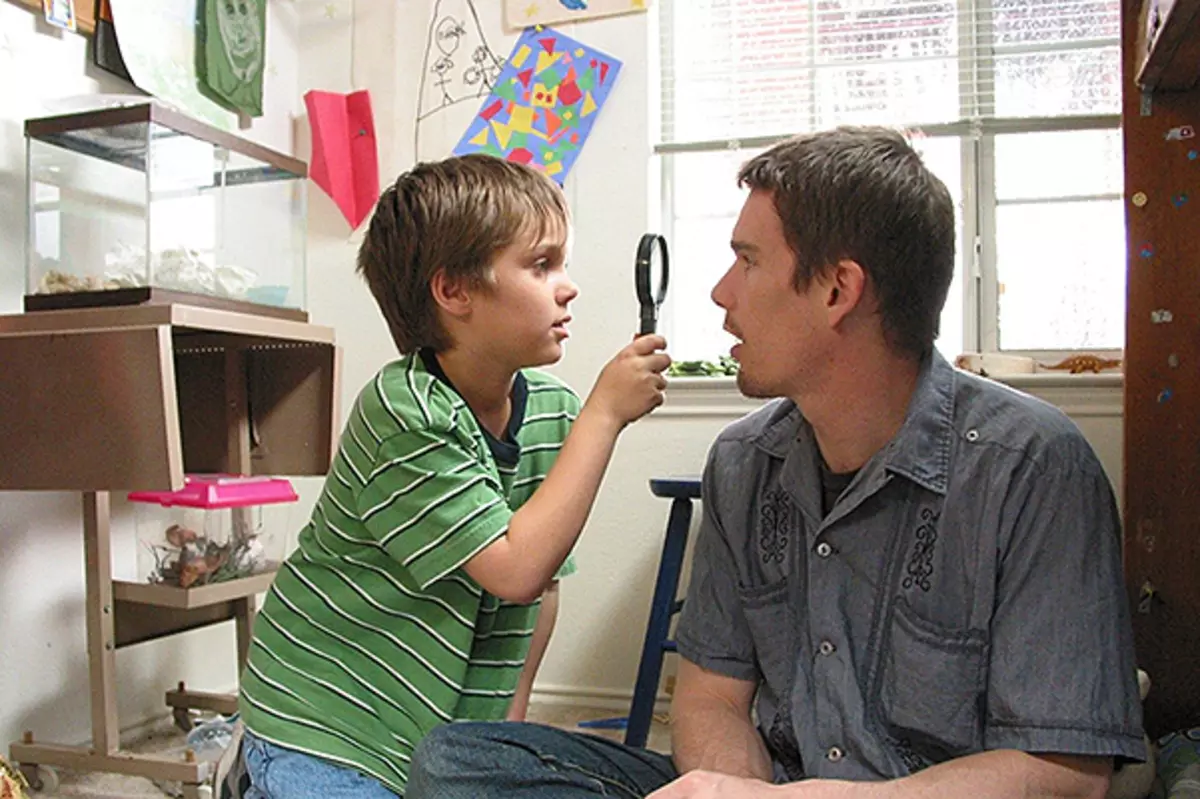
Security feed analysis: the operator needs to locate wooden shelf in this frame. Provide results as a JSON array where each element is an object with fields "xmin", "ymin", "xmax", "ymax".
[
  {"xmin": 10, "ymin": 0, "xmax": 96, "ymax": 34},
  {"xmin": 2, "ymin": 304, "xmax": 338, "ymax": 795},
  {"xmin": 0, "ymin": 303, "xmax": 340, "ymax": 491},
  {"xmin": 9, "ymin": 741, "xmax": 208, "ymax": 784},
  {"xmin": 0, "ymin": 302, "xmax": 334, "ymax": 345},
  {"xmin": 25, "ymin": 287, "xmax": 310, "ymax": 323},
  {"xmin": 113, "ymin": 570, "xmax": 277, "ymax": 610},
  {"xmin": 1137, "ymin": 0, "xmax": 1200, "ymax": 91}
]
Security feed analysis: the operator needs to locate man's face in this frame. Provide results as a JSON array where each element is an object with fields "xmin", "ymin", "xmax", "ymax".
[
  {"xmin": 217, "ymin": 0, "xmax": 262, "ymax": 77},
  {"xmin": 711, "ymin": 189, "xmax": 831, "ymax": 400}
]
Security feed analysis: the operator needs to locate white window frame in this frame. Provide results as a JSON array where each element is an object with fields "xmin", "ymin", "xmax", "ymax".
[{"xmin": 654, "ymin": 0, "xmax": 1124, "ymax": 362}]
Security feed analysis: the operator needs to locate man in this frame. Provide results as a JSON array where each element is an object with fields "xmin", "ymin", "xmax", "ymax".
[{"xmin": 405, "ymin": 126, "xmax": 1144, "ymax": 799}]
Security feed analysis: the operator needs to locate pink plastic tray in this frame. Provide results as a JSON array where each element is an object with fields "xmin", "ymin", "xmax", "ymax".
[{"xmin": 128, "ymin": 474, "xmax": 299, "ymax": 509}]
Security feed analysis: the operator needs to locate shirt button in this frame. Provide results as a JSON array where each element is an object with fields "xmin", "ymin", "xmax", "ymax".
[
  {"xmin": 815, "ymin": 542, "xmax": 833, "ymax": 558},
  {"xmin": 827, "ymin": 746, "xmax": 845, "ymax": 762},
  {"xmin": 819, "ymin": 640, "xmax": 836, "ymax": 656}
]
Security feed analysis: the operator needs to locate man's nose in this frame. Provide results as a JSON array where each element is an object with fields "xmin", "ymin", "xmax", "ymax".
[{"xmin": 711, "ymin": 265, "xmax": 734, "ymax": 309}]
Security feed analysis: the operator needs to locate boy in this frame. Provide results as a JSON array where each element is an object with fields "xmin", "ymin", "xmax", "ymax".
[{"xmin": 235, "ymin": 154, "xmax": 671, "ymax": 797}]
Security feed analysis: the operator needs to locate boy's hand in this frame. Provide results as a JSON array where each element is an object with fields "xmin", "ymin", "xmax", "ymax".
[{"xmin": 585, "ymin": 334, "xmax": 671, "ymax": 429}]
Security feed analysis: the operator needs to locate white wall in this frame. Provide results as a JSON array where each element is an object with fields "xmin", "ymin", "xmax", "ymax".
[{"xmin": 0, "ymin": 0, "xmax": 303, "ymax": 747}]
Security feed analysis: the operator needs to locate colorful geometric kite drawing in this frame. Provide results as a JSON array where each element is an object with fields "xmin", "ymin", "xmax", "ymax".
[{"xmin": 452, "ymin": 26, "xmax": 623, "ymax": 184}]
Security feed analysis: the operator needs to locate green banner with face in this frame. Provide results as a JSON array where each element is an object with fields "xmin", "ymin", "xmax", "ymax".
[{"xmin": 200, "ymin": 0, "xmax": 266, "ymax": 117}]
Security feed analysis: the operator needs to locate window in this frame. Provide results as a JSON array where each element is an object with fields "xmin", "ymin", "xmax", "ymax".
[{"xmin": 655, "ymin": 0, "xmax": 1123, "ymax": 362}]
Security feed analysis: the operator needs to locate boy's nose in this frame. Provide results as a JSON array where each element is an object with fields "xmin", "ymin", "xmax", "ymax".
[{"xmin": 559, "ymin": 277, "xmax": 580, "ymax": 303}]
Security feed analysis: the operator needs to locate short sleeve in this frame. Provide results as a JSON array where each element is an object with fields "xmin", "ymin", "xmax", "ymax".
[
  {"xmin": 356, "ymin": 429, "xmax": 512, "ymax": 590},
  {"xmin": 554, "ymin": 553, "xmax": 578, "ymax": 579},
  {"xmin": 523, "ymin": 376, "xmax": 582, "ymax": 583},
  {"xmin": 674, "ymin": 447, "xmax": 759, "ymax": 682},
  {"xmin": 985, "ymin": 449, "xmax": 1146, "ymax": 761}
]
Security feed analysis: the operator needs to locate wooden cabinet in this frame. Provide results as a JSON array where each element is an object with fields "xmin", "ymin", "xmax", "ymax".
[
  {"xmin": 0, "ymin": 303, "xmax": 339, "ymax": 795},
  {"xmin": 0, "ymin": 303, "xmax": 338, "ymax": 490}
]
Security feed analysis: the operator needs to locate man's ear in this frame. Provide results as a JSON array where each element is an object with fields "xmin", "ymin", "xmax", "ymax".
[
  {"xmin": 430, "ymin": 269, "xmax": 472, "ymax": 320},
  {"xmin": 825, "ymin": 259, "xmax": 867, "ymax": 329}
]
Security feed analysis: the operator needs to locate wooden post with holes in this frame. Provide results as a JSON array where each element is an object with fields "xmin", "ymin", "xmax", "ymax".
[{"xmin": 1121, "ymin": 0, "xmax": 1200, "ymax": 736}]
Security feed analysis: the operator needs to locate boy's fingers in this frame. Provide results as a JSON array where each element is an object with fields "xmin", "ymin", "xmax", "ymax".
[
  {"xmin": 643, "ymin": 353, "xmax": 672, "ymax": 373},
  {"xmin": 629, "ymin": 334, "xmax": 667, "ymax": 354}
]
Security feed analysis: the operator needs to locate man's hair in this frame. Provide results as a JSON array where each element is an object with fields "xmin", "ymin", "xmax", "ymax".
[
  {"xmin": 357, "ymin": 154, "xmax": 570, "ymax": 354},
  {"xmin": 738, "ymin": 126, "xmax": 956, "ymax": 358}
]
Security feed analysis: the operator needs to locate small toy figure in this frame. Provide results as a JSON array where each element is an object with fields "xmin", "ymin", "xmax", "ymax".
[
  {"xmin": 1042, "ymin": 354, "xmax": 1123, "ymax": 374},
  {"xmin": 0, "ymin": 755, "xmax": 30, "ymax": 799}
]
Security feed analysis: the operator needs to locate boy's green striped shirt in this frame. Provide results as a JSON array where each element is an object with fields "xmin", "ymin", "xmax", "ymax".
[{"xmin": 239, "ymin": 352, "xmax": 581, "ymax": 794}]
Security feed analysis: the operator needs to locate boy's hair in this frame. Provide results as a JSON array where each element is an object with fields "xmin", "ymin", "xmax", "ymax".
[
  {"xmin": 357, "ymin": 154, "xmax": 571, "ymax": 354},
  {"xmin": 738, "ymin": 126, "xmax": 955, "ymax": 358}
]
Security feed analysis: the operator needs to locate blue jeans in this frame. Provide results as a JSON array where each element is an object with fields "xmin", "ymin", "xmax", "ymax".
[
  {"xmin": 406, "ymin": 722, "xmax": 678, "ymax": 798},
  {"xmin": 242, "ymin": 730, "xmax": 399, "ymax": 798}
]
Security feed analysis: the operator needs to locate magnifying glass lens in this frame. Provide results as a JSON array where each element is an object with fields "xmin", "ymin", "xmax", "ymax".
[{"xmin": 647, "ymin": 247, "xmax": 664, "ymax": 297}]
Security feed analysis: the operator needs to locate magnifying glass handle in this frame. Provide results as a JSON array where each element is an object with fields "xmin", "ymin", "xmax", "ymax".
[{"xmin": 639, "ymin": 308, "xmax": 657, "ymax": 337}]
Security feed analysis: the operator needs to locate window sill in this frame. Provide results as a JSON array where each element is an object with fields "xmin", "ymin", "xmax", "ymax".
[{"xmin": 660, "ymin": 372, "xmax": 1124, "ymax": 419}]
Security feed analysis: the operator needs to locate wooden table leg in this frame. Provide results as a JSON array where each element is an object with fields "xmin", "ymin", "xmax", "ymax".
[{"xmin": 83, "ymin": 491, "xmax": 119, "ymax": 754}]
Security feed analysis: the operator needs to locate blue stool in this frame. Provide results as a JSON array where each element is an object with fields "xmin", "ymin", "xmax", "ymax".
[
  {"xmin": 576, "ymin": 478, "xmax": 701, "ymax": 745},
  {"xmin": 625, "ymin": 477, "xmax": 702, "ymax": 747}
]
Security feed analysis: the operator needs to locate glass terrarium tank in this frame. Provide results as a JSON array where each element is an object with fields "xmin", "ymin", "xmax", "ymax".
[
  {"xmin": 25, "ymin": 102, "xmax": 307, "ymax": 319},
  {"xmin": 128, "ymin": 474, "xmax": 299, "ymax": 589}
]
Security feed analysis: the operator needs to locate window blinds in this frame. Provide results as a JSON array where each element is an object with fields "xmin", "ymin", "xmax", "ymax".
[{"xmin": 657, "ymin": 0, "xmax": 1121, "ymax": 149}]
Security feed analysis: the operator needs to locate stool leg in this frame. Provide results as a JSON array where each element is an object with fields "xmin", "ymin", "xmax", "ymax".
[{"xmin": 625, "ymin": 497, "xmax": 693, "ymax": 748}]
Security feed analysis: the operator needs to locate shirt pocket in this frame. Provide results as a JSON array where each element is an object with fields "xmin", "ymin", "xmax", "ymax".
[
  {"xmin": 880, "ymin": 596, "xmax": 986, "ymax": 758},
  {"xmin": 736, "ymin": 579, "xmax": 796, "ymax": 694}
]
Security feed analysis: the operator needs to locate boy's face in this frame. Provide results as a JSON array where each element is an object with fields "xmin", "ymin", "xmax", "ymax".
[{"xmin": 469, "ymin": 221, "xmax": 577, "ymax": 370}]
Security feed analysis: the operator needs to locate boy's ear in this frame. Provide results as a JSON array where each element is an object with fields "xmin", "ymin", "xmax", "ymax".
[{"xmin": 430, "ymin": 268, "xmax": 472, "ymax": 319}]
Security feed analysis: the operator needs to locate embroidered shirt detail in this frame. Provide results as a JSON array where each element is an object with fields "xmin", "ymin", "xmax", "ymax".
[
  {"xmin": 901, "ymin": 507, "xmax": 940, "ymax": 592},
  {"xmin": 890, "ymin": 737, "xmax": 932, "ymax": 774},
  {"xmin": 759, "ymin": 488, "xmax": 792, "ymax": 564}
]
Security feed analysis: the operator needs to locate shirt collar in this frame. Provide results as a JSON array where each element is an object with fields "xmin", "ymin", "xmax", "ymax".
[
  {"xmin": 753, "ymin": 351, "xmax": 957, "ymax": 496},
  {"xmin": 418, "ymin": 348, "xmax": 528, "ymax": 467}
]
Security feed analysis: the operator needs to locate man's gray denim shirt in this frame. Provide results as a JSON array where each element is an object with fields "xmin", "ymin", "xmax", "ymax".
[{"xmin": 674, "ymin": 352, "xmax": 1145, "ymax": 782}]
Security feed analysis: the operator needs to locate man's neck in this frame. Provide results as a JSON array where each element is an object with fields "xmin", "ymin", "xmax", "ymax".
[
  {"xmin": 796, "ymin": 349, "xmax": 923, "ymax": 474},
  {"xmin": 430, "ymin": 346, "xmax": 516, "ymax": 439}
]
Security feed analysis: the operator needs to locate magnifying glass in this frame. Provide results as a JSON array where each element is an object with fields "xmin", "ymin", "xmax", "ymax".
[{"xmin": 635, "ymin": 233, "xmax": 670, "ymax": 336}]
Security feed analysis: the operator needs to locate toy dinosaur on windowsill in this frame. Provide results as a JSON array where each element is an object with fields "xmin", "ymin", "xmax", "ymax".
[{"xmin": 1039, "ymin": 354, "xmax": 1123, "ymax": 374}]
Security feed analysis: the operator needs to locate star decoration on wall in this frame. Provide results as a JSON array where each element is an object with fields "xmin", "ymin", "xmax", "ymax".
[
  {"xmin": 324, "ymin": 3, "xmax": 338, "ymax": 18},
  {"xmin": 524, "ymin": 3, "xmax": 540, "ymax": 18}
]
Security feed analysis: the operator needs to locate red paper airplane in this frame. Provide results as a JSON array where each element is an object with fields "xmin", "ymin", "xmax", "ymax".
[{"xmin": 304, "ymin": 89, "xmax": 380, "ymax": 230}]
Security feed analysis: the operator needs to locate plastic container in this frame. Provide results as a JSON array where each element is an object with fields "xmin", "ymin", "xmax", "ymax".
[{"xmin": 127, "ymin": 475, "xmax": 299, "ymax": 588}]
